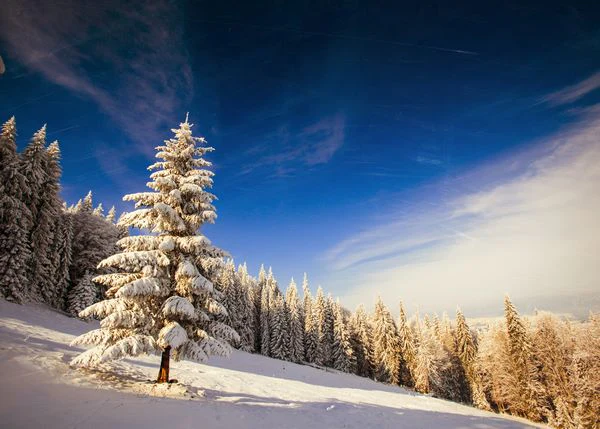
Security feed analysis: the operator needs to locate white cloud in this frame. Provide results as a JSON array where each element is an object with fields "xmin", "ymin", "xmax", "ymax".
[
  {"xmin": 323, "ymin": 111, "xmax": 600, "ymax": 317},
  {"xmin": 542, "ymin": 70, "xmax": 600, "ymax": 106}
]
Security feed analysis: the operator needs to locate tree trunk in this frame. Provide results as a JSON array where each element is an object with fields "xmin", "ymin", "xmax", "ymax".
[{"xmin": 156, "ymin": 346, "xmax": 171, "ymax": 383}]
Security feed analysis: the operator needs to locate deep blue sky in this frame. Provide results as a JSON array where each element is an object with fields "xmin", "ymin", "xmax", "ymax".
[{"xmin": 1, "ymin": 1, "xmax": 599, "ymax": 314}]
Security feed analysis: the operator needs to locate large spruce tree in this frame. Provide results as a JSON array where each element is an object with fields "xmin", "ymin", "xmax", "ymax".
[{"xmin": 70, "ymin": 116, "xmax": 238, "ymax": 383}]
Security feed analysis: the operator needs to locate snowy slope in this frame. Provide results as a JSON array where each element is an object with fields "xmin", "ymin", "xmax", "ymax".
[{"xmin": 0, "ymin": 300, "xmax": 545, "ymax": 429}]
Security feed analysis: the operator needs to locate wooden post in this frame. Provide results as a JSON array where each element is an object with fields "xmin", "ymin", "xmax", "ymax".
[{"xmin": 156, "ymin": 346, "xmax": 171, "ymax": 383}]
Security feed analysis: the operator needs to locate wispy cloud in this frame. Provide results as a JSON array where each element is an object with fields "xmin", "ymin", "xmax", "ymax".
[
  {"xmin": 0, "ymin": 0, "xmax": 192, "ymax": 157},
  {"xmin": 323, "ymin": 108, "xmax": 600, "ymax": 317},
  {"xmin": 541, "ymin": 70, "xmax": 600, "ymax": 106},
  {"xmin": 240, "ymin": 113, "xmax": 345, "ymax": 177},
  {"xmin": 415, "ymin": 155, "xmax": 443, "ymax": 165}
]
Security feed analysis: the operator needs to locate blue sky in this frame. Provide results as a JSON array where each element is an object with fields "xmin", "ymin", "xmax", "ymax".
[{"xmin": 1, "ymin": 1, "xmax": 599, "ymax": 317}]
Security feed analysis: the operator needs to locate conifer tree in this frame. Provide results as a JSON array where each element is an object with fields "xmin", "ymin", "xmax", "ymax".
[
  {"xmin": 52, "ymin": 212, "xmax": 73, "ymax": 309},
  {"xmin": 397, "ymin": 301, "xmax": 416, "ymax": 387},
  {"xmin": 68, "ymin": 195, "xmax": 121, "ymax": 290},
  {"xmin": 571, "ymin": 313, "xmax": 600, "ymax": 429},
  {"xmin": 260, "ymin": 268, "xmax": 276, "ymax": 356},
  {"xmin": 106, "ymin": 206, "xmax": 117, "ymax": 223},
  {"xmin": 67, "ymin": 272, "xmax": 97, "ymax": 317},
  {"xmin": 70, "ymin": 116, "xmax": 238, "ymax": 383},
  {"xmin": 413, "ymin": 315, "xmax": 463, "ymax": 400},
  {"xmin": 302, "ymin": 274, "xmax": 317, "ymax": 362},
  {"xmin": 236, "ymin": 262, "xmax": 256, "ymax": 352},
  {"xmin": 315, "ymin": 287, "xmax": 333, "ymax": 365},
  {"xmin": 0, "ymin": 117, "xmax": 32, "ymax": 303},
  {"xmin": 270, "ymin": 292, "xmax": 290, "ymax": 360},
  {"xmin": 93, "ymin": 203, "xmax": 104, "ymax": 217},
  {"xmin": 285, "ymin": 278, "xmax": 304, "ymax": 362},
  {"xmin": 252, "ymin": 264, "xmax": 267, "ymax": 353},
  {"xmin": 331, "ymin": 299, "xmax": 355, "ymax": 373},
  {"xmin": 82, "ymin": 191, "xmax": 93, "ymax": 212},
  {"xmin": 503, "ymin": 296, "xmax": 546, "ymax": 421},
  {"xmin": 73, "ymin": 199, "xmax": 83, "ymax": 212},
  {"xmin": 43, "ymin": 141, "xmax": 68, "ymax": 307},
  {"xmin": 349, "ymin": 304, "xmax": 373, "ymax": 378},
  {"xmin": 217, "ymin": 259, "xmax": 242, "ymax": 347},
  {"xmin": 257, "ymin": 265, "xmax": 267, "ymax": 285},
  {"xmin": 455, "ymin": 308, "xmax": 490, "ymax": 409},
  {"xmin": 372, "ymin": 297, "xmax": 400, "ymax": 384},
  {"xmin": 307, "ymin": 303, "xmax": 324, "ymax": 365},
  {"xmin": 413, "ymin": 316, "xmax": 437, "ymax": 394},
  {"xmin": 20, "ymin": 125, "xmax": 55, "ymax": 300},
  {"xmin": 324, "ymin": 294, "xmax": 337, "ymax": 366},
  {"xmin": 532, "ymin": 312, "xmax": 576, "ymax": 427},
  {"xmin": 474, "ymin": 321, "xmax": 504, "ymax": 410},
  {"xmin": 302, "ymin": 280, "xmax": 321, "ymax": 365}
]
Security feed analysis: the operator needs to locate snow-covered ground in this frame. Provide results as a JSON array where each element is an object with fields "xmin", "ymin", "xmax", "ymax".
[{"xmin": 0, "ymin": 300, "xmax": 545, "ymax": 429}]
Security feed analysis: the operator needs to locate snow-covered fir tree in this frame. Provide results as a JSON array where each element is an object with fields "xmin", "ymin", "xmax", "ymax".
[
  {"xmin": 44, "ymin": 141, "xmax": 69, "ymax": 307},
  {"xmin": 397, "ymin": 301, "xmax": 416, "ymax": 387},
  {"xmin": 315, "ymin": 287, "xmax": 333, "ymax": 365},
  {"xmin": 68, "ymin": 194, "xmax": 121, "ymax": 296},
  {"xmin": 252, "ymin": 264, "xmax": 267, "ymax": 353},
  {"xmin": 216, "ymin": 259, "xmax": 243, "ymax": 348},
  {"xmin": 474, "ymin": 321, "xmax": 511, "ymax": 412},
  {"xmin": 349, "ymin": 304, "xmax": 373, "ymax": 378},
  {"xmin": 455, "ymin": 308, "xmax": 489, "ymax": 409},
  {"xmin": 324, "ymin": 294, "xmax": 337, "ymax": 366},
  {"xmin": 331, "ymin": 299, "xmax": 355, "ymax": 373},
  {"xmin": 20, "ymin": 126, "xmax": 55, "ymax": 300},
  {"xmin": 372, "ymin": 297, "xmax": 400, "ymax": 384},
  {"xmin": 93, "ymin": 203, "xmax": 104, "ymax": 217},
  {"xmin": 0, "ymin": 117, "xmax": 32, "ymax": 303},
  {"xmin": 531, "ymin": 312, "xmax": 576, "ymax": 427},
  {"xmin": 72, "ymin": 198, "xmax": 83, "ymax": 212},
  {"xmin": 571, "ymin": 313, "xmax": 600, "ymax": 429},
  {"xmin": 70, "ymin": 116, "xmax": 238, "ymax": 383},
  {"xmin": 306, "ymin": 303, "xmax": 323, "ymax": 365},
  {"xmin": 106, "ymin": 206, "xmax": 117, "ymax": 223},
  {"xmin": 302, "ymin": 274, "xmax": 320, "ymax": 363},
  {"xmin": 51, "ymin": 211, "xmax": 73, "ymax": 309},
  {"xmin": 285, "ymin": 278, "xmax": 304, "ymax": 362},
  {"xmin": 413, "ymin": 316, "xmax": 440, "ymax": 394},
  {"xmin": 269, "ymin": 292, "xmax": 290, "ymax": 360},
  {"xmin": 236, "ymin": 262, "xmax": 256, "ymax": 352},
  {"xmin": 260, "ymin": 268, "xmax": 275, "ymax": 356},
  {"xmin": 417, "ymin": 312, "xmax": 466, "ymax": 402},
  {"xmin": 82, "ymin": 191, "xmax": 93, "ymax": 212},
  {"xmin": 503, "ymin": 296, "xmax": 546, "ymax": 421},
  {"xmin": 67, "ymin": 272, "xmax": 97, "ymax": 317},
  {"xmin": 302, "ymin": 273, "xmax": 319, "ymax": 363}
]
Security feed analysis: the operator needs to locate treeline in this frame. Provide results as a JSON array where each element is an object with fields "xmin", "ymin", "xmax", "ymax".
[
  {"xmin": 0, "ymin": 117, "xmax": 122, "ymax": 315},
  {"xmin": 216, "ymin": 262, "xmax": 598, "ymax": 429}
]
